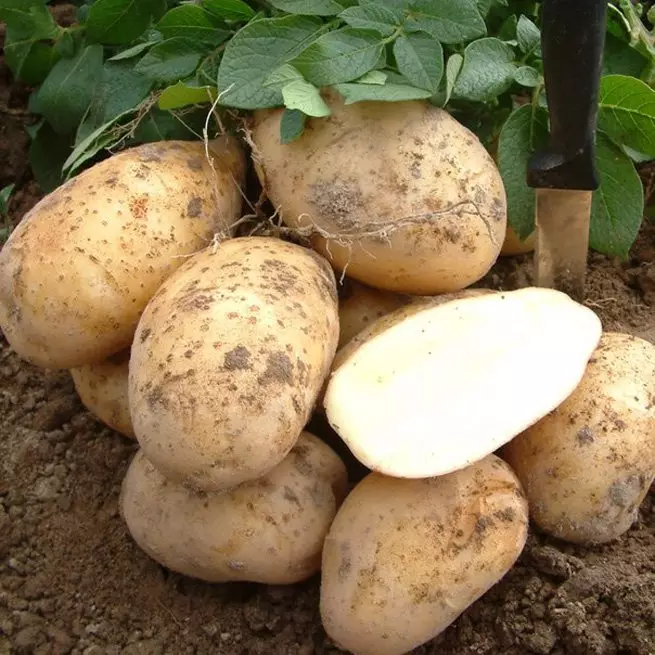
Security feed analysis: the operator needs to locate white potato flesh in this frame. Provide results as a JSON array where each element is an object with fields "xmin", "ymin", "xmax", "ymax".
[
  {"xmin": 320, "ymin": 455, "xmax": 529, "ymax": 655},
  {"xmin": 324, "ymin": 287, "xmax": 602, "ymax": 479},
  {"xmin": 121, "ymin": 432, "xmax": 348, "ymax": 585},
  {"xmin": 502, "ymin": 331, "xmax": 655, "ymax": 545}
]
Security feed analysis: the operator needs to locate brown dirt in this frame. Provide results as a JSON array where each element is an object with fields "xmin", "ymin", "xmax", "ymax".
[{"xmin": 1, "ymin": 17, "xmax": 654, "ymax": 655}]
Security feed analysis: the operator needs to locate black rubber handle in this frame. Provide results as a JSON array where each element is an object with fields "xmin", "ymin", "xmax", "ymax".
[{"xmin": 527, "ymin": 0, "xmax": 608, "ymax": 190}]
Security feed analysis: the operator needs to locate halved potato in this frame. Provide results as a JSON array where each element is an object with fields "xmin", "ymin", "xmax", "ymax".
[{"xmin": 324, "ymin": 287, "xmax": 602, "ymax": 479}]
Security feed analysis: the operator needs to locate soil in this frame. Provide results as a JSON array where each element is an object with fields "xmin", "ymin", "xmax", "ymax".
[{"xmin": 1, "ymin": 9, "xmax": 654, "ymax": 655}]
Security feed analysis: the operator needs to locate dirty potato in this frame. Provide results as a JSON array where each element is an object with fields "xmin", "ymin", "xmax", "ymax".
[
  {"xmin": 0, "ymin": 137, "xmax": 245, "ymax": 369},
  {"xmin": 252, "ymin": 91, "xmax": 507, "ymax": 295},
  {"xmin": 129, "ymin": 236, "xmax": 340, "ymax": 492},
  {"xmin": 337, "ymin": 278, "xmax": 410, "ymax": 348},
  {"xmin": 120, "ymin": 432, "xmax": 348, "ymax": 584},
  {"xmin": 70, "ymin": 349, "xmax": 134, "ymax": 439},
  {"xmin": 502, "ymin": 332, "xmax": 655, "ymax": 545},
  {"xmin": 320, "ymin": 455, "xmax": 529, "ymax": 655}
]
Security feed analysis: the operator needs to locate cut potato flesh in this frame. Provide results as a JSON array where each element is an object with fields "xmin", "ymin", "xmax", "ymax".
[{"xmin": 323, "ymin": 287, "xmax": 602, "ymax": 478}]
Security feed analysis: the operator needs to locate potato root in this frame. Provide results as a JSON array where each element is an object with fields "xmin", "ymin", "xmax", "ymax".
[
  {"xmin": 320, "ymin": 455, "xmax": 529, "ymax": 655},
  {"xmin": 502, "ymin": 332, "xmax": 655, "ymax": 545},
  {"xmin": 0, "ymin": 137, "xmax": 245, "ymax": 369},
  {"xmin": 324, "ymin": 287, "xmax": 602, "ymax": 479},
  {"xmin": 129, "ymin": 236, "xmax": 340, "ymax": 492},
  {"xmin": 70, "ymin": 349, "xmax": 134, "ymax": 439},
  {"xmin": 120, "ymin": 432, "xmax": 348, "ymax": 584},
  {"xmin": 252, "ymin": 92, "xmax": 507, "ymax": 295}
]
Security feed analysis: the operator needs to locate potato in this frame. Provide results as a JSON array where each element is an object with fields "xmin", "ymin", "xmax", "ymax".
[
  {"xmin": 501, "ymin": 332, "xmax": 655, "ymax": 545},
  {"xmin": 70, "ymin": 349, "xmax": 134, "ymax": 439},
  {"xmin": 0, "ymin": 137, "xmax": 246, "ymax": 369},
  {"xmin": 252, "ymin": 91, "xmax": 507, "ymax": 295},
  {"xmin": 120, "ymin": 432, "xmax": 348, "ymax": 584},
  {"xmin": 129, "ymin": 236, "xmax": 340, "ymax": 492},
  {"xmin": 320, "ymin": 454, "xmax": 529, "ymax": 655},
  {"xmin": 337, "ymin": 278, "xmax": 410, "ymax": 348},
  {"xmin": 324, "ymin": 287, "xmax": 602, "ymax": 479},
  {"xmin": 501, "ymin": 225, "xmax": 535, "ymax": 256}
]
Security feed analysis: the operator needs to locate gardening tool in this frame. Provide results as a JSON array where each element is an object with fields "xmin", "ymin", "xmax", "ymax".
[{"xmin": 527, "ymin": 0, "xmax": 608, "ymax": 302}]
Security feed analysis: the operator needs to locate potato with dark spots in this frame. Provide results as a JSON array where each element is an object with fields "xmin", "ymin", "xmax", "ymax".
[
  {"xmin": 319, "ymin": 455, "xmax": 529, "ymax": 655},
  {"xmin": 129, "ymin": 236, "xmax": 340, "ymax": 492},
  {"xmin": 120, "ymin": 432, "xmax": 348, "ymax": 584},
  {"xmin": 252, "ymin": 91, "xmax": 507, "ymax": 295},
  {"xmin": 0, "ymin": 137, "xmax": 246, "ymax": 369},
  {"xmin": 501, "ymin": 332, "xmax": 655, "ymax": 545},
  {"xmin": 70, "ymin": 349, "xmax": 134, "ymax": 439}
]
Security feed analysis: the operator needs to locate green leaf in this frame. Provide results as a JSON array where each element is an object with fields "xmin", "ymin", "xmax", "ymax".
[
  {"xmin": 334, "ymin": 81, "xmax": 433, "ymax": 103},
  {"xmin": 80, "ymin": 59, "xmax": 153, "ymax": 137},
  {"xmin": 338, "ymin": 4, "xmax": 402, "ymax": 36},
  {"xmin": 134, "ymin": 38, "xmax": 204, "ymax": 84},
  {"xmin": 282, "ymin": 79, "xmax": 331, "ymax": 116},
  {"xmin": 497, "ymin": 104, "xmax": 549, "ymax": 240},
  {"xmin": 216, "ymin": 15, "xmax": 324, "ymax": 109},
  {"xmin": 267, "ymin": 0, "xmax": 345, "ymax": 15},
  {"xmin": 291, "ymin": 27, "xmax": 384, "ymax": 86},
  {"xmin": 264, "ymin": 63, "xmax": 304, "ymax": 88},
  {"xmin": 158, "ymin": 81, "xmax": 216, "ymax": 109},
  {"xmin": 107, "ymin": 41, "xmax": 156, "ymax": 61},
  {"xmin": 203, "ymin": 0, "xmax": 256, "ymax": 22},
  {"xmin": 452, "ymin": 37, "xmax": 516, "ymax": 102},
  {"xmin": 63, "ymin": 106, "xmax": 135, "ymax": 173},
  {"xmin": 0, "ymin": 184, "xmax": 15, "ymax": 216},
  {"xmin": 444, "ymin": 52, "xmax": 463, "ymax": 104},
  {"xmin": 590, "ymin": 133, "xmax": 643, "ymax": 259},
  {"xmin": 280, "ymin": 108, "xmax": 307, "ymax": 143},
  {"xmin": 132, "ymin": 107, "xmax": 205, "ymax": 143},
  {"xmin": 404, "ymin": 0, "xmax": 486, "ymax": 44},
  {"xmin": 357, "ymin": 70, "xmax": 387, "ymax": 84},
  {"xmin": 157, "ymin": 5, "xmax": 231, "ymax": 45},
  {"xmin": 516, "ymin": 14, "xmax": 540, "ymax": 55},
  {"xmin": 86, "ymin": 0, "xmax": 161, "ymax": 45},
  {"xmin": 602, "ymin": 33, "xmax": 647, "ymax": 78},
  {"xmin": 598, "ymin": 74, "xmax": 655, "ymax": 158},
  {"xmin": 2, "ymin": 1, "xmax": 62, "ymax": 82},
  {"xmin": 28, "ymin": 121, "xmax": 74, "ymax": 192},
  {"xmin": 514, "ymin": 65, "xmax": 540, "ymax": 87},
  {"xmin": 497, "ymin": 13, "xmax": 517, "ymax": 41},
  {"xmin": 393, "ymin": 33, "xmax": 443, "ymax": 93},
  {"xmin": 36, "ymin": 44, "xmax": 104, "ymax": 135}
]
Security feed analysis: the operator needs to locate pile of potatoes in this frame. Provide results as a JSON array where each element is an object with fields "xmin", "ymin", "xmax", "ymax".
[{"xmin": 1, "ymin": 94, "xmax": 653, "ymax": 655}]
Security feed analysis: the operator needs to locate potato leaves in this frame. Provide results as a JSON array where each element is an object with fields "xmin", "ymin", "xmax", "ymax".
[{"xmin": 2, "ymin": 0, "xmax": 655, "ymax": 256}]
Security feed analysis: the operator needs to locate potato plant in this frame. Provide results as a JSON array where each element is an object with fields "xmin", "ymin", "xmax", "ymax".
[
  {"xmin": 0, "ymin": 2, "xmax": 654, "ymax": 655},
  {"xmin": 2, "ymin": 0, "xmax": 655, "ymax": 259}
]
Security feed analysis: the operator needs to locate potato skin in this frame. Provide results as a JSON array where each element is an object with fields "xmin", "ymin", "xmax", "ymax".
[
  {"xmin": 129, "ymin": 236, "xmax": 340, "ymax": 492},
  {"xmin": 0, "ymin": 137, "xmax": 245, "ymax": 369},
  {"xmin": 502, "ymin": 332, "xmax": 655, "ymax": 545},
  {"xmin": 337, "ymin": 278, "xmax": 410, "ymax": 348},
  {"xmin": 70, "ymin": 349, "xmax": 134, "ymax": 439},
  {"xmin": 120, "ymin": 432, "xmax": 348, "ymax": 584},
  {"xmin": 252, "ymin": 92, "xmax": 507, "ymax": 295},
  {"xmin": 320, "ymin": 455, "xmax": 528, "ymax": 655},
  {"xmin": 500, "ymin": 225, "xmax": 534, "ymax": 256}
]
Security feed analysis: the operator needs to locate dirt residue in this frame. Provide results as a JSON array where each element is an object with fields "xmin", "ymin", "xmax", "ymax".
[{"xmin": 1, "ymin": 22, "xmax": 654, "ymax": 654}]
